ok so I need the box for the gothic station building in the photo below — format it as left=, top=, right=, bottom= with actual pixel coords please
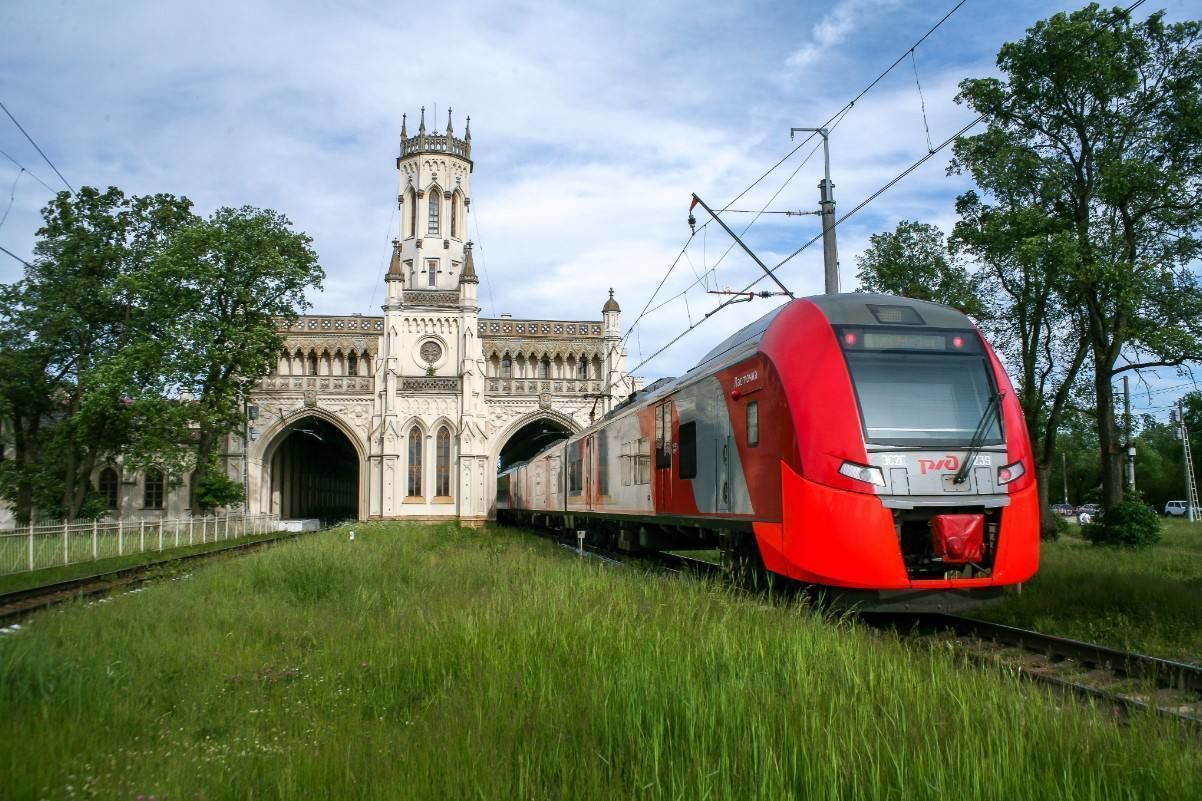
left=241, top=109, right=637, bottom=525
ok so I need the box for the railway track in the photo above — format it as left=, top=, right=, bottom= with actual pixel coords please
left=0, top=529, right=315, bottom=628
left=551, top=534, right=1202, bottom=734
left=860, top=611, right=1202, bottom=733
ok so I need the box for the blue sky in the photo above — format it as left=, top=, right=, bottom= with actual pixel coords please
left=0, top=0, right=1197, bottom=417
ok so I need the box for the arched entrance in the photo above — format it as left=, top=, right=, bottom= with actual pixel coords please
left=497, top=415, right=574, bottom=471
left=269, top=415, right=361, bottom=522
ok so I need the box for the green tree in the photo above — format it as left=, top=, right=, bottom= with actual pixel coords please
left=952, top=193, right=1089, bottom=539
left=149, top=206, right=323, bottom=512
left=955, top=4, right=1202, bottom=513
left=10, top=187, right=196, bottom=519
left=854, top=220, right=985, bottom=317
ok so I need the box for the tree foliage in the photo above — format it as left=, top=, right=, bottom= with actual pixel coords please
left=954, top=4, right=1202, bottom=513
left=0, top=188, right=322, bottom=522
left=855, top=220, right=985, bottom=317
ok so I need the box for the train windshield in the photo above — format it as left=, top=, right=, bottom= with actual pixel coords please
left=843, top=345, right=1002, bottom=448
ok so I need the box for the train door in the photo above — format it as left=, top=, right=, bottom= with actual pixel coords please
left=655, top=400, right=674, bottom=509
left=715, top=396, right=732, bottom=514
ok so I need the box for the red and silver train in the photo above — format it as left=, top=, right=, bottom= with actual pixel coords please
left=497, top=294, right=1039, bottom=601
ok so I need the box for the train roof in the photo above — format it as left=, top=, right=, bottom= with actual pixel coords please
left=612, top=294, right=975, bottom=410
left=504, top=294, right=980, bottom=467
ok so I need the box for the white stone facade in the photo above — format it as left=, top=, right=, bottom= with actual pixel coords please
left=239, top=110, right=636, bottom=525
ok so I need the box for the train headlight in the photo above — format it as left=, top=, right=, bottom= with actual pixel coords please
left=997, top=460, right=1025, bottom=485
left=839, top=461, right=885, bottom=487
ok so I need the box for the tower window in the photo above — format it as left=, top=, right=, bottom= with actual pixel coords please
left=426, top=259, right=438, bottom=287
left=408, top=427, right=423, bottom=498
left=348, top=353, right=358, bottom=376
left=436, top=426, right=451, bottom=497
left=450, top=196, right=459, bottom=238
left=428, top=192, right=440, bottom=235
left=307, top=353, right=318, bottom=375
left=577, top=358, right=587, bottom=380
left=501, top=356, right=512, bottom=378
left=407, top=189, right=416, bottom=238
left=538, top=357, right=550, bottom=379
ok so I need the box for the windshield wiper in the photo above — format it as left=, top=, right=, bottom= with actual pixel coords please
left=953, top=391, right=1004, bottom=485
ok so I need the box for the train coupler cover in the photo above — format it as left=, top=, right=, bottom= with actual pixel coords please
left=931, top=514, right=984, bottom=564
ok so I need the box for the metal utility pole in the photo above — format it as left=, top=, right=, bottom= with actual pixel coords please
left=1062, top=451, right=1069, bottom=505
left=1174, top=400, right=1200, bottom=522
left=790, top=127, right=838, bottom=294
left=1123, top=376, right=1135, bottom=491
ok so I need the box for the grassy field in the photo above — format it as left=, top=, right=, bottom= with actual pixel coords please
left=2, top=522, right=1200, bottom=800
left=973, top=518, right=1202, bottom=663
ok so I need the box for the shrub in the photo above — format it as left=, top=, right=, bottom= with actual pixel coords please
left=1082, top=494, right=1162, bottom=548
left=195, top=468, right=244, bottom=511
left=1049, top=513, right=1069, bottom=540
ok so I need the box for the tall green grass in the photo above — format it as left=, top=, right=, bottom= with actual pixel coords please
left=976, top=519, right=1202, bottom=662
left=1, top=522, right=1199, bottom=800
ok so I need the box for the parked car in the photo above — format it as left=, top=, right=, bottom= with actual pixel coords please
left=1051, top=503, right=1075, bottom=517
left=1164, top=500, right=1200, bottom=517
left=1080, top=503, right=1102, bottom=516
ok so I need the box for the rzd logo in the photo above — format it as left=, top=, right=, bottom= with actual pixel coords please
left=918, top=456, right=960, bottom=475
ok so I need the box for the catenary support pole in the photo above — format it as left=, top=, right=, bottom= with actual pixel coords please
left=790, top=127, right=839, bottom=293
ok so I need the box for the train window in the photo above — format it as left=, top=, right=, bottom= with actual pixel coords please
left=679, top=421, right=697, bottom=479
left=655, top=402, right=673, bottom=469
left=747, top=401, right=760, bottom=447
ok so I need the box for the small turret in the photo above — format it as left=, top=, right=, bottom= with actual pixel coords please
left=602, top=287, right=621, bottom=337
left=446, top=108, right=454, bottom=137
left=602, top=287, right=620, bottom=313
left=460, top=241, right=479, bottom=285
left=386, top=240, right=404, bottom=282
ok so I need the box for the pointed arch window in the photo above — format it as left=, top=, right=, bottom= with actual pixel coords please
left=97, top=467, right=119, bottom=509
left=577, top=357, right=588, bottom=380
left=450, top=195, right=459, bottom=239
left=436, top=426, right=451, bottom=497
left=407, top=189, right=416, bottom=238
left=307, top=353, right=318, bottom=375
left=407, top=427, right=423, bottom=497
left=538, top=357, right=550, bottom=379
left=428, top=191, right=440, bottom=235
left=348, top=352, right=358, bottom=376
left=144, top=468, right=164, bottom=509
left=501, top=356, right=512, bottom=378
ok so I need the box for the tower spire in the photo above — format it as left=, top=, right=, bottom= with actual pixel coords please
left=465, top=115, right=471, bottom=141
left=401, top=113, right=407, bottom=140
left=446, top=107, right=454, bottom=137
left=419, top=106, right=426, bottom=134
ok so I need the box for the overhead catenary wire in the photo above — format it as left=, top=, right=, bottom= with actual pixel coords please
left=0, top=242, right=33, bottom=268
left=0, top=147, right=56, bottom=194
left=617, top=0, right=977, bottom=349
left=619, top=0, right=1149, bottom=382
left=0, top=168, right=24, bottom=232
left=0, top=98, right=74, bottom=195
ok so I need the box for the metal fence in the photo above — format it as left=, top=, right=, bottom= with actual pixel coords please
left=0, top=514, right=279, bottom=576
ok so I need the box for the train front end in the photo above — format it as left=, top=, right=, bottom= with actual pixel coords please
left=756, top=295, right=1039, bottom=597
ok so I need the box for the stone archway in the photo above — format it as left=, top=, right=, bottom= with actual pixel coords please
left=256, top=409, right=368, bottom=522
left=486, top=409, right=582, bottom=518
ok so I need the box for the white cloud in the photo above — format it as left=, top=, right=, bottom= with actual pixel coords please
left=0, top=0, right=1136, bottom=382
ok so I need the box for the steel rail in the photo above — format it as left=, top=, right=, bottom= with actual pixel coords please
left=860, top=611, right=1202, bottom=732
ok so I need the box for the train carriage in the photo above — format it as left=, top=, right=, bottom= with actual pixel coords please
left=497, top=294, right=1039, bottom=601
